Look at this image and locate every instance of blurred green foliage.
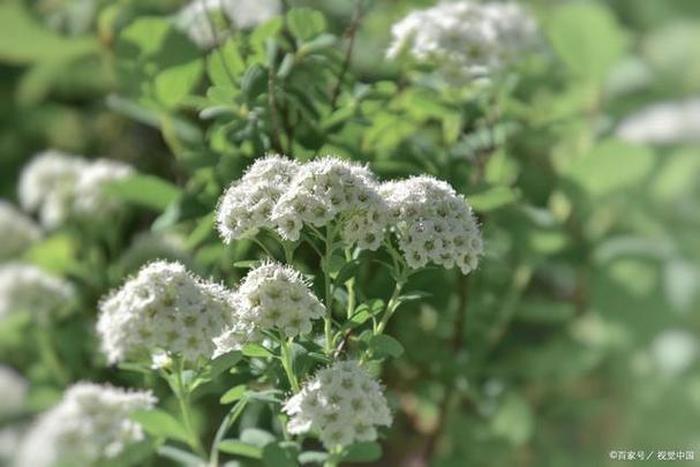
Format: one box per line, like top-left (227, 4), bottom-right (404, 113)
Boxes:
top-left (1, 0), bottom-right (699, 466)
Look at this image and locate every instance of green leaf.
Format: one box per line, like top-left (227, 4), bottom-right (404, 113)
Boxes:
top-left (565, 139), bottom-right (655, 196)
top-left (298, 451), bottom-right (328, 464)
top-left (241, 64), bottom-right (268, 100)
top-left (263, 442), bottom-right (299, 467)
top-left (131, 409), bottom-right (189, 443)
top-left (287, 8), bottom-right (326, 41)
top-left (220, 384), bottom-right (248, 404)
top-left (23, 234), bottom-right (76, 274)
top-left (242, 343), bottom-right (275, 358)
top-left (218, 440), bottom-right (262, 458)
top-left (547, 2), bottom-right (627, 81)
top-left (0, 1), bottom-right (98, 65)
top-left (208, 351), bottom-right (243, 381)
top-left (241, 428), bottom-right (276, 447)
top-left (334, 259), bottom-right (361, 284)
top-left (651, 148), bottom-right (700, 202)
top-left (157, 446), bottom-right (203, 466)
top-left (341, 442), bottom-right (382, 463)
top-left (468, 186), bottom-right (520, 212)
top-left (103, 174), bottom-right (182, 211)
top-left (369, 334), bottom-right (404, 358)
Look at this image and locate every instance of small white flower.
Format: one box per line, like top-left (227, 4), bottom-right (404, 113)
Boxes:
top-left (387, 1), bottom-right (537, 82)
top-left (18, 150), bottom-right (88, 228)
top-left (616, 98), bottom-right (700, 145)
top-left (380, 176), bottom-right (482, 274)
top-left (97, 261), bottom-right (234, 364)
top-left (650, 329), bottom-right (698, 377)
top-left (217, 155), bottom-right (300, 243)
top-left (213, 261), bottom-right (324, 355)
top-left (222, 0), bottom-right (281, 30)
top-left (0, 365), bottom-right (27, 418)
top-left (176, 0), bottom-right (230, 49)
top-left (72, 158), bottom-right (133, 218)
top-left (0, 263), bottom-right (75, 323)
top-left (14, 383), bottom-right (155, 467)
top-left (0, 200), bottom-right (41, 260)
top-left (283, 360), bottom-right (392, 449)
top-left (272, 157), bottom-right (389, 250)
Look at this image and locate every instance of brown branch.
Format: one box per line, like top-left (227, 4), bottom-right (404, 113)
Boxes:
top-left (330, 0), bottom-right (365, 109)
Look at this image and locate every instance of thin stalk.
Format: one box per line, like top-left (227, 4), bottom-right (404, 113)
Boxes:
top-left (279, 336), bottom-right (300, 392)
top-left (209, 397), bottom-right (249, 466)
top-left (176, 361), bottom-right (207, 459)
top-left (375, 279), bottom-right (406, 335)
top-left (35, 324), bottom-right (69, 385)
top-left (345, 248), bottom-right (356, 319)
top-left (322, 228), bottom-right (335, 355)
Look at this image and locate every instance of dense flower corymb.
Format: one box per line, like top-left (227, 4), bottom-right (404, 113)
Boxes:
top-left (387, 1), bottom-right (537, 81)
top-left (18, 150), bottom-right (88, 228)
top-left (283, 360), bottom-right (392, 448)
top-left (0, 200), bottom-right (41, 260)
top-left (217, 155), bottom-right (300, 243)
top-left (97, 261), bottom-right (234, 364)
top-left (381, 176), bottom-right (482, 274)
top-left (73, 158), bottom-right (133, 218)
top-left (616, 98), bottom-right (700, 145)
top-left (14, 383), bottom-right (155, 467)
top-left (177, 0), bottom-right (281, 48)
top-left (214, 261), bottom-right (324, 355)
top-left (0, 263), bottom-right (75, 322)
top-left (272, 157), bottom-right (389, 250)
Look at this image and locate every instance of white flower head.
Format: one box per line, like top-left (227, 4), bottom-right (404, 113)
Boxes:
top-left (272, 157), bottom-right (389, 250)
top-left (222, 0), bottom-right (281, 29)
top-left (14, 383), bottom-right (155, 467)
top-left (283, 360), bottom-right (392, 449)
top-left (214, 261), bottom-right (324, 355)
top-left (0, 365), bottom-right (28, 418)
top-left (217, 155), bottom-right (300, 243)
top-left (651, 329), bottom-right (698, 377)
top-left (97, 260), bottom-right (234, 364)
top-left (616, 98), bottom-right (700, 145)
top-left (18, 150), bottom-right (88, 228)
top-left (176, 0), bottom-right (230, 49)
top-left (72, 158), bottom-right (133, 218)
top-left (387, 1), bottom-right (538, 82)
top-left (0, 200), bottom-right (41, 261)
top-left (0, 263), bottom-right (76, 323)
top-left (381, 176), bottom-right (482, 274)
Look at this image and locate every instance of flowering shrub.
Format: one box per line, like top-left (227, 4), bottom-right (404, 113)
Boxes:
top-left (0, 0), bottom-right (698, 466)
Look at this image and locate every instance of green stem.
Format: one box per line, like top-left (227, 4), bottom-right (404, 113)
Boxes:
top-left (345, 248), bottom-right (356, 319)
top-left (35, 325), bottom-right (69, 385)
top-left (375, 279), bottom-right (406, 335)
top-left (322, 227), bottom-right (335, 355)
top-left (209, 397), bottom-right (248, 467)
top-left (279, 336), bottom-right (300, 392)
top-left (176, 362), bottom-right (207, 459)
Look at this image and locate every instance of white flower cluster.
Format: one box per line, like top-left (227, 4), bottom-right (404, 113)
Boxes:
top-left (19, 150), bottom-right (133, 228)
top-left (0, 263), bottom-right (75, 322)
top-left (15, 383), bottom-right (155, 467)
top-left (73, 159), bottom-right (134, 217)
top-left (177, 0), bottom-right (281, 48)
top-left (272, 157), bottom-right (389, 250)
top-left (0, 200), bottom-right (40, 261)
top-left (97, 261), bottom-right (233, 364)
top-left (381, 176), bottom-right (482, 274)
top-left (387, 1), bottom-right (537, 81)
top-left (214, 262), bottom-right (324, 355)
top-left (0, 365), bottom-right (27, 418)
top-left (283, 360), bottom-right (392, 448)
top-left (616, 98), bottom-right (700, 145)
top-left (19, 150), bottom-right (87, 228)
top-left (217, 155), bottom-right (300, 243)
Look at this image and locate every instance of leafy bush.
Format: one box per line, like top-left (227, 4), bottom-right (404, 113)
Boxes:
top-left (0, 1), bottom-right (699, 466)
